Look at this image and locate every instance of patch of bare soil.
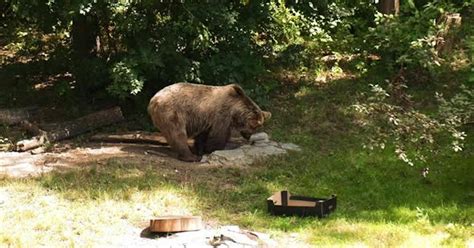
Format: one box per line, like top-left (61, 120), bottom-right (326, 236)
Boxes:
top-left (1, 132), bottom-right (300, 178)
top-left (0, 141), bottom-right (198, 178)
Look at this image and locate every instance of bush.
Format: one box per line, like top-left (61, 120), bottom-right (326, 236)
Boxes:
top-left (107, 60), bottom-right (144, 99)
top-left (352, 83), bottom-right (472, 167)
top-left (363, 1), bottom-right (471, 73)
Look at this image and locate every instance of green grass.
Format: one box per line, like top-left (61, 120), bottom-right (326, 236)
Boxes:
top-left (1, 73), bottom-right (473, 247)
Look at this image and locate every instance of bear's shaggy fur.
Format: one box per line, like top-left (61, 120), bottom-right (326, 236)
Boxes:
top-left (148, 83), bottom-right (271, 162)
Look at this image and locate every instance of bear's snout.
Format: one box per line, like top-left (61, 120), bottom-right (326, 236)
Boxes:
top-left (263, 111), bottom-right (272, 121)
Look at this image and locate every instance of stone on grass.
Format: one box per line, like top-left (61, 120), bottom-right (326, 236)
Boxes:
top-left (202, 148), bottom-right (252, 165)
top-left (152, 225), bottom-right (276, 248)
top-left (204, 132), bottom-right (300, 166)
top-left (249, 132), bottom-right (269, 143)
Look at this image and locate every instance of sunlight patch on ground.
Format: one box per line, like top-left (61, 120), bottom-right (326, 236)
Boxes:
top-left (0, 182), bottom-right (197, 247)
top-left (32, 73), bottom-right (74, 91)
top-left (0, 146), bottom-right (131, 178)
top-left (400, 231), bottom-right (450, 247)
top-left (300, 212), bottom-right (474, 247)
top-left (304, 218), bottom-right (408, 247)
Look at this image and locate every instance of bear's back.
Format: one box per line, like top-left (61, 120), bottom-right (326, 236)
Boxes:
top-left (152, 83), bottom-right (221, 104)
top-left (148, 83), bottom-right (235, 116)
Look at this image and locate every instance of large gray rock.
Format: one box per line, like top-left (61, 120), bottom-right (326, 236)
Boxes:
top-left (203, 148), bottom-right (252, 165)
top-left (151, 225), bottom-right (276, 248)
top-left (203, 132), bottom-right (300, 166)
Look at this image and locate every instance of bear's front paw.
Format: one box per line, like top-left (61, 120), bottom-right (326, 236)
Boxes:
top-left (178, 154), bottom-right (202, 162)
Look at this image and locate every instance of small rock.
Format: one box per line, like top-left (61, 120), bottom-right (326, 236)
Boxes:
top-left (249, 132), bottom-right (269, 143)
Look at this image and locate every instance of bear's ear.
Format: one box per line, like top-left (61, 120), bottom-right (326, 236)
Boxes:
top-left (262, 111), bottom-right (272, 120)
top-left (230, 84), bottom-right (245, 96)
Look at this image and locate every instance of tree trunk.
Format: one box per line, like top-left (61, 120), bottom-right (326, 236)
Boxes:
top-left (377, 0), bottom-right (400, 15)
top-left (71, 14), bottom-right (100, 58)
top-left (437, 13), bottom-right (462, 55)
top-left (71, 12), bottom-right (107, 96)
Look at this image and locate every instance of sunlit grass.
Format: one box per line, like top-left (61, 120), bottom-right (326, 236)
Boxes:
top-left (0, 165), bottom-right (199, 247)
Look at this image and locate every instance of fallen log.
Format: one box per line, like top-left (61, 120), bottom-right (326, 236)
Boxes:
top-left (90, 131), bottom-right (250, 148)
top-left (0, 107), bottom-right (37, 125)
top-left (90, 131), bottom-right (168, 145)
top-left (15, 135), bottom-right (48, 152)
top-left (18, 120), bottom-right (46, 136)
top-left (15, 106), bottom-right (124, 151)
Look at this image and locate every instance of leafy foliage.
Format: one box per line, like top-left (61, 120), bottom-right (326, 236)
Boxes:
top-left (348, 1), bottom-right (473, 167)
top-left (352, 83), bottom-right (472, 167)
top-left (363, 1), bottom-right (471, 72)
top-left (108, 60), bottom-right (144, 99)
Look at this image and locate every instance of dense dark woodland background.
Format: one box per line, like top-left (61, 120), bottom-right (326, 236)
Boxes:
top-left (0, 0), bottom-right (472, 162)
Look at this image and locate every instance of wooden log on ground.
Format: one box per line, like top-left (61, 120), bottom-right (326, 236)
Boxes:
top-left (149, 216), bottom-right (202, 233)
top-left (90, 131), bottom-right (168, 145)
top-left (15, 135), bottom-right (48, 152)
top-left (0, 107), bottom-right (36, 125)
top-left (15, 106), bottom-right (124, 151)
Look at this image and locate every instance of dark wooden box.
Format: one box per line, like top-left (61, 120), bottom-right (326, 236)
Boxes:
top-left (267, 191), bottom-right (337, 217)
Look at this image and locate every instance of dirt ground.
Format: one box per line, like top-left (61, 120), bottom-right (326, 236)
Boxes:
top-left (0, 140), bottom-right (239, 178)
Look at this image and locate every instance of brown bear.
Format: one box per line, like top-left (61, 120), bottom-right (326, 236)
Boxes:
top-left (148, 83), bottom-right (271, 162)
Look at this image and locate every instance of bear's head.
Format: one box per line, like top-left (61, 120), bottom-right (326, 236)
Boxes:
top-left (239, 110), bottom-right (272, 140)
top-left (229, 84), bottom-right (272, 139)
